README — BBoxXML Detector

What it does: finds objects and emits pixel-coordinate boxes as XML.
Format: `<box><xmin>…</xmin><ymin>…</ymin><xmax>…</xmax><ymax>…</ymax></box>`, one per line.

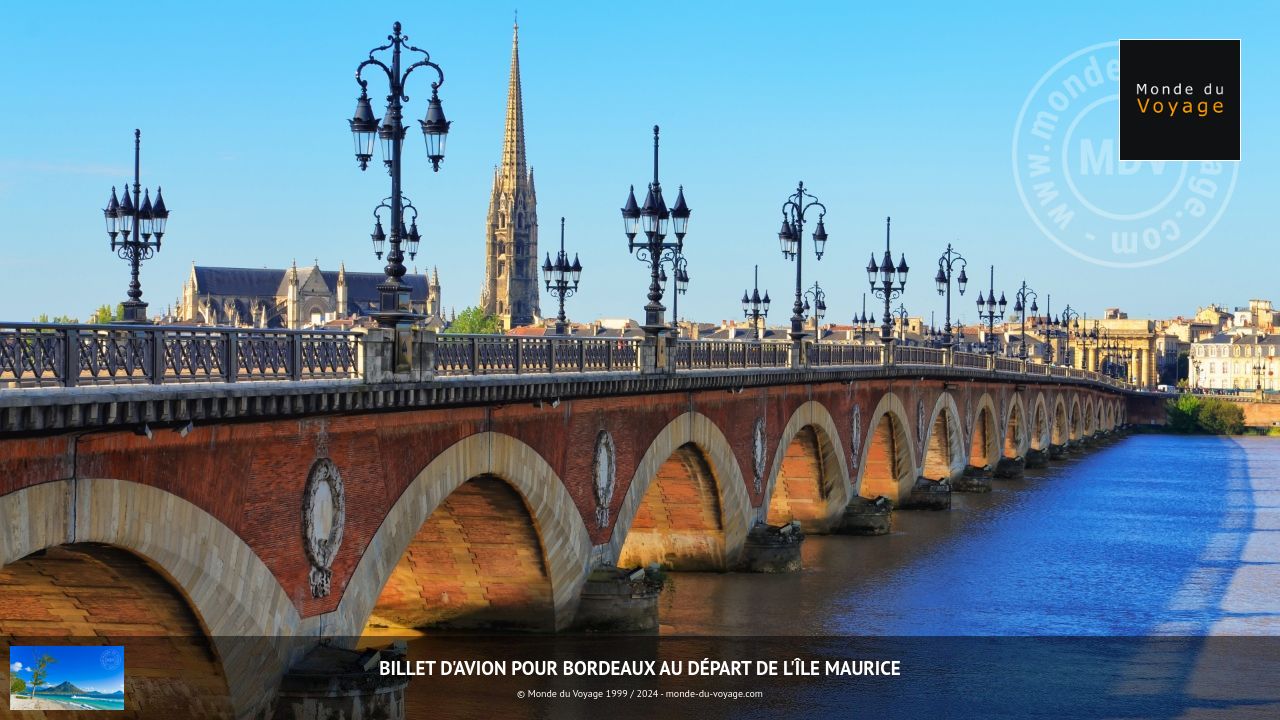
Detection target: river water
<box><xmin>406</xmin><ymin>435</ymin><xmax>1280</xmax><ymax>719</ymax></box>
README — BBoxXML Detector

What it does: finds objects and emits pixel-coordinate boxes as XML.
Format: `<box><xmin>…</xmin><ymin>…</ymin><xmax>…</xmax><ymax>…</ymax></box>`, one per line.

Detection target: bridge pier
<box><xmin>900</xmin><ymin>477</ymin><xmax>952</xmax><ymax>510</ymax></box>
<box><xmin>993</xmin><ymin>455</ymin><xmax>1026</xmax><ymax>479</ymax></box>
<box><xmin>273</xmin><ymin>643</ymin><xmax>409</xmax><ymax>720</ymax></box>
<box><xmin>955</xmin><ymin>465</ymin><xmax>992</xmax><ymax>493</ymax></box>
<box><xmin>1025</xmin><ymin>448</ymin><xmax>1049</xmax><ymax>469</ymax></box>
<box><xmin>572</xmin><ymin>566</ymin><xmax>663</xmax><ymax>633</ymax></box>
<box><xmin>738</xmin><ymin>522</ymin><xmax>804</xmax><ymax>573</ymax></box>
<box><xmin>835</xmin><ymin>496</ymin><xmax>893</xmax><ymax>535</ymax></box>
<box><xmin>1047</xmin><ymin>444</ymin><xmax>1067</xmax><ymax>460</ymax></box>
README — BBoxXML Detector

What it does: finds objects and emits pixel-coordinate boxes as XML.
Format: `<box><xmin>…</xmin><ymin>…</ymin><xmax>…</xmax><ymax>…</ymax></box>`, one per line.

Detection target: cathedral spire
<box><xmin>501</xmin><ymin>21</ymin><xmax>526</xmax><ymax>188</ymax></box>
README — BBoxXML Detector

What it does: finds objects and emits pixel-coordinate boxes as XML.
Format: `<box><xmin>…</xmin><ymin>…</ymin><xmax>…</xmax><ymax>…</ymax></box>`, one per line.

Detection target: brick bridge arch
<box><xmin>1070</xmin><ymin>396</ymin><xmax>1084</xmax><ymax>441</ymax></box>
<box><xmin>967</xmin><ymin>393</ymin><xmax>1000</xmax><ymax>470</ymax></box>
<box><xmin>607</xmin><ymin>412</ymin><xmax>754</xmax><ymax>571</ymax></box>
<box><xmin>856</xmin><ymin>392</ymin><xmax>918</xmax><ymax>504</ymax></box>
<box><xmin>921</xmin><ymin>393</ymin><xmax>966</xmax><ymax>482</ymax></box>
<box><xmin>1052</xmin><ymin>395</ymin><xmax>1070</xmax><ymax>445</ymax></box>
<box><xmin>1004</xmin><ymin>393</ymin><xmax>1030</xmax><ymax>458</ymax></box>
<box><xmin>0</xmin><ymin>479</ymin><xmax>296</xmax><ymax>719</ymax></box>
<box><xmin>1029</xmin><ymin>392</ymin><xmax>1049</xmax><ymax>448</ymax></box>
<box><xmin>333</xmin><ymin>432</ymin><xmax>592</xmax><ymax>635</ymax></box>
<box><xmin>763</xmin><ymin>400</ymin><xmax>852</xmax><ymax>533</ymax></box>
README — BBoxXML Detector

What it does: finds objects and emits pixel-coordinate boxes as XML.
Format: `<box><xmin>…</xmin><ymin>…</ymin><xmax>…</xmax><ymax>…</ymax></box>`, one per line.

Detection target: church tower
<box><xmin>481</xmin><ymin>21</ymin><xmax>539</xmax><ymax>329</ymax></box>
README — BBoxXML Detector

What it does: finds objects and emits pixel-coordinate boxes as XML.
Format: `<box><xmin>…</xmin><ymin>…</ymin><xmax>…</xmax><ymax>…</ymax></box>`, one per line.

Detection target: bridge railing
<box><xmin>674</xmin><ymin>339</ymin><xmax>791</xmax><ymax>369</ymax></box>
<box><xmin>809</xmin><ymin>342</ymin><xmax>882</xmax><ymax>366</ymax></box>
<box><xmin>434</xmin><ymin>334</ymin><xmax>641</xmax><ymax>375</ymax></box>
<box><xmin>893</xmin><ymin>345</ymin><xmax>947</xmax><ymax>366</ymax></box>
<box><xmin>994</xmin><ymin>356</ymin><xmax>1024</xmax><ymax>373</ymax></box>
<box><xmin>0</xmin><ymin>322</ymin><xmax>359</xmax><ymax>387</ymax></box>
<box><xmin>952</xmin><ymin>351</ymin><xmax>989</xmax><ymax>370</ymax></box>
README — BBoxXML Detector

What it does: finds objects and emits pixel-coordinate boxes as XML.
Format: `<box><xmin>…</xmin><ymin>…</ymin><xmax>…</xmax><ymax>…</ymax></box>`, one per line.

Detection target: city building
<box><xmin>1189</xmin><ymin>331</ymin><xmax>1280</xmax><ymax>391</ymax></box>
<box><xmin>177</xmin><ymin>262</ymin><xmax>442</xmax><ymax>329</ymax></box>
<box><xmin>480</xmin><ymin>22</ymin><xmax>540</xmax><ymax>330</ymax></box>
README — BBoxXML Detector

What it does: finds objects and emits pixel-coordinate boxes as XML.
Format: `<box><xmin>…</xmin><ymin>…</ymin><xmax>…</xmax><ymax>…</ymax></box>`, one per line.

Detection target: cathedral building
<box><xmin>177</xmin><ymin>262</ymin><xmax>442</xmax><ymax>329</ymax></box>
<box><xmin>480</xmin><ymin>22</ymin><xmax>540</xmax><ymax>330</ymax></box>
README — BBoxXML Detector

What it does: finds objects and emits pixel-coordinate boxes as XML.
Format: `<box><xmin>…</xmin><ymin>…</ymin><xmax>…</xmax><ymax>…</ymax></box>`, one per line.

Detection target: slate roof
<box><xmin>193</xmin><ymin>267</ymin><xmax>286</xmax><ymax>297</ymax></box>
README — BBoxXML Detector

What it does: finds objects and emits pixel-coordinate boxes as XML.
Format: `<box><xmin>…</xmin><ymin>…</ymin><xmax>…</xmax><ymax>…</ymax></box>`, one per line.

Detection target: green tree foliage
<box><xmin>10</xmin><ymin>676</ymin><xmax>25</xmax><ymax>694</ymax></box>
<box><xmin>1165</xmin><ymin>394</ymin><xmax>1246</xmax><ymax>435</ymax></box>
<box><xmin>32</xmin><ymin>313</ymin><xmax>79</xmax><ymax>324</ymax></box>
<box><xmin>30</xmin><ymin>654</ymin><xmax>54</xmax><ymax>698</ymax></box>
<box><xmin>1199</xmin><ymin>398</ymin><xmax>1245</xmax><ymax>435</ymax></box>
<box><xmin>89</xmin><ymin>303</ymin><xmax>125</xmax><ymax>323</ymax></box>
<box><xmin>443</xmin><ymin>306</ymin><xmax>504</xmax><ymax>335</ymax></box>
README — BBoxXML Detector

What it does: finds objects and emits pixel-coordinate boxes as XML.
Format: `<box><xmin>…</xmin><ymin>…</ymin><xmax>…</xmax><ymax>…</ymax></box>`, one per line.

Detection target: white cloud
<box><xmin>9</xmin><ymin>661</ymin><xmax>21</xmax><ymax>672</ymax></box>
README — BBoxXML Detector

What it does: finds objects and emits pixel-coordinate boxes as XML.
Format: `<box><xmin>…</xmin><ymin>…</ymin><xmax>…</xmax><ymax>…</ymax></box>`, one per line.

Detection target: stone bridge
<box><xmin>0</xmin><ymin>324</ymin><xmax>1163</xmax><ymax>718</ymax></box>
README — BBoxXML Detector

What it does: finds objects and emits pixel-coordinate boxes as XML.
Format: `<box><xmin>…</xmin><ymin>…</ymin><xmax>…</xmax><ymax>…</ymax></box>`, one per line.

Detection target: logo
<box><xmin>100</xmin><ymin>648</ymin><xmax>122</xmax><ymax>671</ymax></box>
<box><xmin>1012</xmin><ymin>41</ymin><xmax>1237</xmax><ymax>268</ymax></box>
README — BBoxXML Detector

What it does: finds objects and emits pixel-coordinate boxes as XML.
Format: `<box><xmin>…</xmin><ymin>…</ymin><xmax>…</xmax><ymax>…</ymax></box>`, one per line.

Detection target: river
<box><xmin>406</xmin><ymin>434</ymin><xmax>1280</xmax><ymax>719</ymax></box>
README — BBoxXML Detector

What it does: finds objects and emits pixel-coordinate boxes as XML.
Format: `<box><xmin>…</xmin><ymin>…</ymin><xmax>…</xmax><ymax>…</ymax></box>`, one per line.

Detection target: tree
<box><xmin>32</xmin><ymin>313</ymin><xmax>79</xmax><ymax>324</ymax></box>
<box><xmin>30</xmin><ymin>654</ymin><xmax>54</xmax><ymax>699</ymax></box>
<box><xmin>1166</xmin><ymin>394</ymin><xmax>1202</xmax><ymax>433</ymax></box>
<box><xmin>1199</xmin><ymin>398</ymin><xmax>1244</xmax><ymax>435</ymax></box>
<box><xmin>10</xmin><ymin>676</ymin><xmax>24</xmax><ymax>695</ymax></box>
<box><xmin>443</xmin><ymin>306</ymin><xmax>504</xmax><ymax>335</ymax></box>
<box><xmin>89</xmin><ymin>303</ymin><xmax>125</xmax><ymax>324</ymax></box>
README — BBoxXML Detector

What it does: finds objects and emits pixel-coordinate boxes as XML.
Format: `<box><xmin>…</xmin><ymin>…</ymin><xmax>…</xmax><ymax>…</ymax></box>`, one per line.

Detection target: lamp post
<box><xmin>1059</xmin><ymin>304</ymin><xmax>1082</xmax><ymax>366</ymax></box>
<box><xmin>854</xmin><ymin>293</ymin><xmax>876</xmax><ymax>344</ymax></box>
<box><xmin>741</xmin><ymin>265</ymin><xmax>770</xmax><ymax>339</ymax></box>
<box><xmin>1011</xmin><ymin>280</ymin><xmax>1039</xmax><ymax>360</ymax></box>
<box><xmin>866</xmin><ymin>216</ymin><xmax>908</xmax><ymax>343</ymax></box>
<box><xmin>542</xmin><ymin>217</ymin><xmax>582</xmax><ymax>335</ymax></box>
<box><xmin>893</xmin><ymin>303</ymin><xmax>909</xmax><ymax>342</ymax></box>
<box><xmin>348</xmin><ymin>21</ymin><xmax>450</xmax><ymax>329</ymax></box>
<box><xmin>667</xmin><ymin>254</ymin><xmax>690</xmax><ymax>338</ymax></box>
<box><xmin>974</xmin><ymin>265</ymin><xmax>1006</xmax><ymax>355</ymax></box>
<box><xmin>934</xmin><ymin>243</ymin><xmax>968</xmax><ymax>347</ymax></box>
<box><xmin>803</xmin><ymin>282</ymin><xmax>827</xmax><ymax>346</ymax></box>
<box><xmin>621</xmin><ymin>126</ymin><xmax>691</xmax><ymax>352</ymax></box>
<box><xmin>777</xmin><ymin>183</ymin><xmax>828</xmax><ymax>358</ymax></box>
<box><xmin>103</xmin><ymin>130</ymin><xmax>170</xmax><ymax>324</ymax></box>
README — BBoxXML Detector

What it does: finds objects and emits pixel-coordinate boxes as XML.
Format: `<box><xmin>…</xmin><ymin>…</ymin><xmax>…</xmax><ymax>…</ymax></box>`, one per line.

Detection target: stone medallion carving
<box><xmin>916</xmin><ymin>398</ymin><xmax>927</xmax><ymax>447</ymax></box>
<box><xmin>592</xmin><ymin>430</ymin><xmax>616</xmax><ymax>528</ymax></box>
<box><xmin>302</xmin><ymin>457</ymin><xmax>345</xmax><ymax>599</ymax></box>
<box><xmin>850</xmin><ymin>406</ymin><xmax>862</xmax><ymax>468</ymax></box>
<box><xmin>752</xmin><ymin>418</ymin><xmax>767</xmax><ymax>494</ymax></box>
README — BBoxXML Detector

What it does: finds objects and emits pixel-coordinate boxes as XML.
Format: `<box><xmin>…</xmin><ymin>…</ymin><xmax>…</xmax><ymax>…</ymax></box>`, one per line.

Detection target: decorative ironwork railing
<box><xmin>0</xmin><ymin>322</ymin><xmax>1132</xmax><ymax>391</ymax></box>
<box><xmin>0</xmin><ymin>323</ymin><xmax>358</xmax><ymax>388</ymax></box>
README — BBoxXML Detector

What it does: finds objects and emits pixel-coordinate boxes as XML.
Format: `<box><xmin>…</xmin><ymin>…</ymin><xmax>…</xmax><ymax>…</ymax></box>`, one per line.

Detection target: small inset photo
<box><xmin>9</xmin><ymin>646</ymin><xmax>125</xmax><ymax>712</ymax></box>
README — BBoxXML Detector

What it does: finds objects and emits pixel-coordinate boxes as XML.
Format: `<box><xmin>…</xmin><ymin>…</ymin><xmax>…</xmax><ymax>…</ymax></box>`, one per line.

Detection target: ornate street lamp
<box><xmin>622</xmin><ymin>126</ymin><xmax>690</xmax><ymax>348</ymax></box>
<box><xmin>803</xmin><ymin>281</ymin><xmax>827</xmax><ymax>346</ymax></box>
<box><xmin>934</xmin><ymin>242</ymin><xmax>968</xmax><ymax>347</ymax></box>
<box><xmin>854</xmin><ymin>293</ymin><xmax>876</xmax><ymax>344</ymax></box>
<box><xmin>349</xmin><ymin>21</ymin><xmax>449</xmax><ymax>328</ymax></box>
<box><xmin>778</xmin><ymin>182</ymin><xmax>828</xmax><ymax>354</ymax></box>
<box><xmin>974</xmin><ymin>265</ymin><xmax>1006</xmax><ymax>355</ymax></box>
<box><xmin>893</xmin><ymin>303</ymin><xmax>909</xmax><ymax>342</ymax></box>
<box><xmin>543</xmin><ymin>217</ymin><xmax>582</xmax><ymax>335</ymax></box>
<box><xmin>103</xmin><ymin>130</ymin><xmax>170</xmax><ymax>324</ymax></box>
<box><xmin>741</xmin><ymin>264</ymin><xmax>770</xmax><ymax>339</ymax></box>
<box><xmin>667</xmin><ymin>254</ymin><xmax>689</xmax><ymax>336</ymax></box>
<box><xmin>1011</xmin><ymin>280</ymin><xmax>1039</xmax><ymax>360</ymax></box>
<box><xmin>867</xmin><ymin>216</ymin><xmax>907</xmax><ymax>343</ymax></box>
<box><xmin>1059</xmin><ymin>304</ymin><xmax>1082</xmax><ymax>366</ymax></box>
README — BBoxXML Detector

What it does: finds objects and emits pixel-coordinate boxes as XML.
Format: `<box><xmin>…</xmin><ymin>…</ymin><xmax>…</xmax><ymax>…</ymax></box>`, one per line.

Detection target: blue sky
<box><xmin>0</xmin><ymin>1</ymin><xmax>1274</xmax><ymax>324</ymax></box>
<box><xmin>9</xmin><ymin>646</ymin><xmax>125</xmax><ymax>694</ymax></box>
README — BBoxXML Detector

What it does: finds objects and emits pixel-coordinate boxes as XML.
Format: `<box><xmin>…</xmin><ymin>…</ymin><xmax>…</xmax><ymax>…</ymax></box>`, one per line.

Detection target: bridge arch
<box><xmin>856</xmin><ymin>392</ymin><xmax>919</xmax><ymax>504</ymax></box>
<box><xmin>1052</xmin><ymin>395</ymin><xmax>1069</xmax><ymax>445</ymax></box>
<box><xmin>1084</xmin><ymin>397</ymin><xmax>1097</xmax><ymax>435</ymax></box>
<box><xmin>611</xmin><ymin>412</ymin><xmax>753</xmax><ymax>571</ymax></box>
<box><xmin>968</xmin><ymin>393</ymin><xmax>1000</xmax><ymax>470</ymax></box>
<box><xmin>763</xmin><ymin>400</ymin><xmax>853</xmax><ymax>533</ymax></box>
<box><xmin>0</xmin><ymin>479</ymin><xmax>294</xmax><ymax>719</ymax></box>
<box><xmin>1070</xmin><ymin>396</ymin><xmax>1084</xmax><ymax>441</ymax></box>
<box><xmin>1003</xmin><ymin>394</ymin><xmax>1030</xmax><ymax>458</ymax></box>
<box><xmin>921</xmin><ymin>393</ymin><xmax>966</xmax><ymax>482</ymax></box>
<box><xmin>337</xmin><ymin>432</ymin><xmax>592</xmax><ymax>635</ymax></box>
<box><xmin>1031</xmin><ymin>393</ymin><xmax>1050</xmax><ymax>451</ymax></box>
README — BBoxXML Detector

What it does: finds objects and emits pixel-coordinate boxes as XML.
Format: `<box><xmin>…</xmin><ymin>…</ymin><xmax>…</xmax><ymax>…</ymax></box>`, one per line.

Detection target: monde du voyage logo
<box><xmin>1013</xmin><ymin>40</ymin><xmax>1240</xmax><ymax>268</ymax></box>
